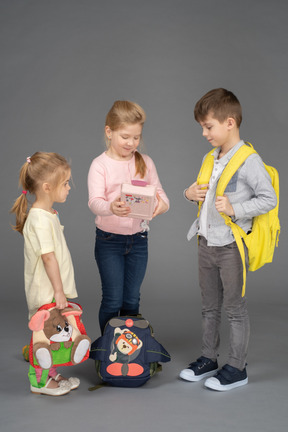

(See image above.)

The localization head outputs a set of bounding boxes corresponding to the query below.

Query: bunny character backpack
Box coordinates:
[28,302,91,371]
[89,316,171,388]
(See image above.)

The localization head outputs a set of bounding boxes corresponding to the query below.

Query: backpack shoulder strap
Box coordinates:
[197,149,215,185]
[196,143,256,216]
[216,142,257,197]
[217,142,257,297]
[196,149,214,216]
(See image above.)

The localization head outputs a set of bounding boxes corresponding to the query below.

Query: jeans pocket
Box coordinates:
[136,231,148,239]
[224,241,237,249]
[96,228,114,241]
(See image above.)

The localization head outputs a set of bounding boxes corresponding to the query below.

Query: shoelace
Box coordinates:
[189,357,210,369]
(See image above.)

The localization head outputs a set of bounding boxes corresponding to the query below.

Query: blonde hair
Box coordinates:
[194,88,242,128]
[105,100,147,178]
[11,152,71,234]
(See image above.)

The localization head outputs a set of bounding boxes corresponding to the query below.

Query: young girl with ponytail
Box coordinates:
[11,152,80,396]
[88,100,169,333]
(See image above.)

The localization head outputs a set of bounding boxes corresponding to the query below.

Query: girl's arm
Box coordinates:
[144,155,170,213]
[87,160,114,216]
[41,252,68,309]
[152,193,169,217]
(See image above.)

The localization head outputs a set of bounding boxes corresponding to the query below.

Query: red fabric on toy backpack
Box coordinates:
[28,302,91,369]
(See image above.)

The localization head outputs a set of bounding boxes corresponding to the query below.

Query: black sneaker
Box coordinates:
[204,364,248,391]
[180,356,218,382]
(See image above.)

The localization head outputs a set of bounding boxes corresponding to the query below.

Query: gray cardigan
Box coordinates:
[186,141,277,246]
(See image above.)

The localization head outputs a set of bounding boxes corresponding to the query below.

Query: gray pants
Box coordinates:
[198,236,250,370]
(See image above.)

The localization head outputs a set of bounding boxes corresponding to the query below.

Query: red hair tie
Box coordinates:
[22,190,27,195]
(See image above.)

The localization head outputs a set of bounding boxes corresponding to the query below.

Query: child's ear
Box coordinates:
[227,117,236,130]
[105,125,112,139]
[42,182,51,194]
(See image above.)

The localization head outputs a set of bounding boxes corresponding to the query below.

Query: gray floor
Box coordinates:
[1,0,287,431]
[1,298,287,432]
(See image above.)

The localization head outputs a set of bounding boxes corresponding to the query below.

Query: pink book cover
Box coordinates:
[121,182,156,220]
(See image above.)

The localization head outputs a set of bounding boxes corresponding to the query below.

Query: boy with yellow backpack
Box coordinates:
[180,88,279,391]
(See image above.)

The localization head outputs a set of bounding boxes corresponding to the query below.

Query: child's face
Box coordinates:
[105,123,142,161]
[53,170,71,203]
[199,113,231,149]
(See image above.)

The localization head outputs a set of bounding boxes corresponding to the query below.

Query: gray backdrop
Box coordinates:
[1,1,287,432]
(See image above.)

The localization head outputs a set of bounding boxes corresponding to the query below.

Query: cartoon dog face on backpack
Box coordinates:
[40,308,73,342]
[28,306,91,369]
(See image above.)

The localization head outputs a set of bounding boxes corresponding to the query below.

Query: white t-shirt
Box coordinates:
[23,208,77,318]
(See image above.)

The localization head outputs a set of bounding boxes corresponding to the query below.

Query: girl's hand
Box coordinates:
[110,197,131,217]
[185,182,209,202]
[215,194,235,216]
[152,194,169,218]
[54,291,68,310]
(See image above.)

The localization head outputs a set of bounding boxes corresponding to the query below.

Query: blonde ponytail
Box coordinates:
[11,152,70,234]
[10,192,29,234]
[134,151,147,178]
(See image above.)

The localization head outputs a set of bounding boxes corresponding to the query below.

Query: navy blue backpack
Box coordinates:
[89,316,171,388]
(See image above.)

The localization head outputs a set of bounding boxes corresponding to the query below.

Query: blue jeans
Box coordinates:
[198,236,250,370]
[95,228,148,333]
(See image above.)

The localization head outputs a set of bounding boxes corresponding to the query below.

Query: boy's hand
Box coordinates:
[185,182,209,202]
[215,194,235,216]
[110,197,131,217]
[152,194,169,218]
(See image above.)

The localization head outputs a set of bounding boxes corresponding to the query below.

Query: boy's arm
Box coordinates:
[218,155,277,219]
[41,252,68,309]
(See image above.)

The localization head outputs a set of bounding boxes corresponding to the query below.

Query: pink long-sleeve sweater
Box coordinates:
[88,152,169,235]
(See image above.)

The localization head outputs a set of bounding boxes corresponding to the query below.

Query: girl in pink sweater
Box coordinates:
[88,100,169,333]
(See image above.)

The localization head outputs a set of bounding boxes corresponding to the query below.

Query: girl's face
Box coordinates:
[105,123,142,161]
[52,170,71,203]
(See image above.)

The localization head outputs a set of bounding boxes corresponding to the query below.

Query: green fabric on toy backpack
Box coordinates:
[28,366,49,388]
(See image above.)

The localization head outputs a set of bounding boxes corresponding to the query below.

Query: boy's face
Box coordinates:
[199,113,232,149]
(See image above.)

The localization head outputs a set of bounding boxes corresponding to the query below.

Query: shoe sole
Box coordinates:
[30,386,71,396]
[180,368,218,382]
[204,377,248,391]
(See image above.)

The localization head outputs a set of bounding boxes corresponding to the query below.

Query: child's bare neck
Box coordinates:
[218,135,241,158]
[32,197,54,214]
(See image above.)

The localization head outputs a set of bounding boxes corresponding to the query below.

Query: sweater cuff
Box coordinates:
[183,189,197,204]
[232,202,245,219]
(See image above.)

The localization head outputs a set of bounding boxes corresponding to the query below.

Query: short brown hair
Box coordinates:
[194,88,242,127]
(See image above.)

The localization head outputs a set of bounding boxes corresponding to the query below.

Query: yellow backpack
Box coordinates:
[197,142,280,296]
